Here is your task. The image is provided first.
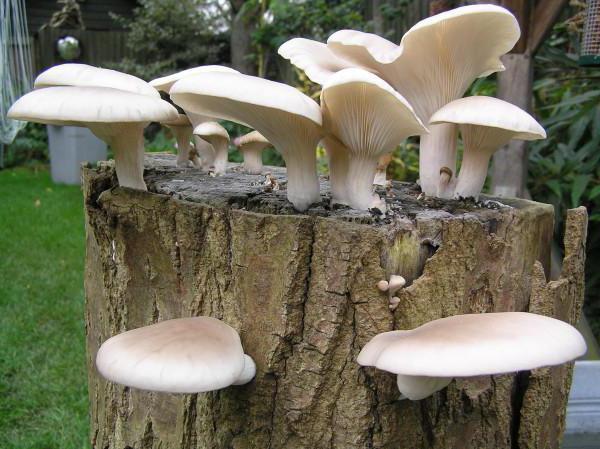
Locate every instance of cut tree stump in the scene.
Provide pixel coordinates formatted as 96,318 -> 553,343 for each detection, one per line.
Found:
83,154 -> 587,449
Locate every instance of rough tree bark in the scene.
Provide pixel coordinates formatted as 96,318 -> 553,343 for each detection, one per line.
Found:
83,154 -> 587,449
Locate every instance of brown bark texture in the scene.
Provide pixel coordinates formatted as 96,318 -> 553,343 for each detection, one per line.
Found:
83,154 -> 587,449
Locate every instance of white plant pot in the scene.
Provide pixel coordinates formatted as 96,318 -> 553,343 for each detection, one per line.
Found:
563,360 -> 600,448
47,125 -> 107,185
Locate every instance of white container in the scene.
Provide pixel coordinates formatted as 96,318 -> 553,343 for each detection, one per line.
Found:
563,360 -> 600,448
47,125 -> 107,185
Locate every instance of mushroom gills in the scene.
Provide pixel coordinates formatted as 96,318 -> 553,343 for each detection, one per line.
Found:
396,374 -> 452,401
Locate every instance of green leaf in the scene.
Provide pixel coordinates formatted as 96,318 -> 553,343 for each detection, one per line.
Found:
571,174 -> 592,207
545,179 -> 562,198
588,185 -> 600,201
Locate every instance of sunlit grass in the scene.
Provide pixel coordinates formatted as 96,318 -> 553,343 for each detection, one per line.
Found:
0,166 -> 89,449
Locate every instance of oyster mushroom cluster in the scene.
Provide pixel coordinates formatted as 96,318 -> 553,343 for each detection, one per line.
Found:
280,3 -> 547,200
7,5 -> 582,402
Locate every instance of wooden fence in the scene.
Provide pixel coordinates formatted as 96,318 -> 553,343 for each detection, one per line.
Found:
32,27 -> 131,73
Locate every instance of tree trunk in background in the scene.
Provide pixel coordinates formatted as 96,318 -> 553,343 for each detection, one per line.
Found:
372,0 -> 385,35
230,1 -> 256,75
83,154 -> 586,449
491,53 -> 533,198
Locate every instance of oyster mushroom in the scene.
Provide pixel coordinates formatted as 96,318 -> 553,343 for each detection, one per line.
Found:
430,96 -> 546,199
96,317 -> 256,393
170,71 -> 323,211
8,86 -> 178,190
358,312 -> 586,400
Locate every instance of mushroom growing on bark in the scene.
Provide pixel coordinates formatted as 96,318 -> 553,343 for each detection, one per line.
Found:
150,66 -> 239,170
234,131 -> 271,174
8,86 -> 178,190
358,312 -> 586,400
320,68 -> 427,210
281,5 -> 520,197
193,121 -> 231,174
430,96 -> 546,199
96,317 -> 256,393
170,71 -> 323,211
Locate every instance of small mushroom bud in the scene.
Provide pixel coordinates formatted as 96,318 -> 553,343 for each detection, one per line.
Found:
377,280 -> 389,291
388,275 -> 406,295
389,296 -> 401,311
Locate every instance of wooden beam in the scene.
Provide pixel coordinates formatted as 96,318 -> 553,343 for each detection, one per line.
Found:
500,0 -> 532,53
527,0 -> 569,54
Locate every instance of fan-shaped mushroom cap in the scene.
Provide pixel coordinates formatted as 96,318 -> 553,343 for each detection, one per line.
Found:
8,86 -> 178,190
8,86 -> 176,125
327,5 -> 520,197
34,63 -> 159,97
321,68 -> 426,210
430,96 -> 546,199
96,317 -> 256,393
193,121 -> 230,174
150,65 -> 239,93
278,38 -> 359,85
171,72 -> 323,211
327,5 -> 520,118
358,312 -> 586,400
234,131 -> 271,175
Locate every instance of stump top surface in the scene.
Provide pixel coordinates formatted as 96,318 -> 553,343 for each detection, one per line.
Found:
92,154 -> 551,227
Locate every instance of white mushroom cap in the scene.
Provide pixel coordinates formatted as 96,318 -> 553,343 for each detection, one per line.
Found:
171,72 -> 323,211
150,65 -> 239,93
327,5 -> 520,197
233,130 -> 269,147
8,86 -> 178,190
321,68 -> 427,210
430,96 -> 546,199
278,38 -> 360,85
193,121 -> 230,174
194,121 -> 230,141
8,86 -> 176,125
358,312 -> 586,400
96,317 -> 256,393
34,63 -> 160,98
234,131 -> 271,175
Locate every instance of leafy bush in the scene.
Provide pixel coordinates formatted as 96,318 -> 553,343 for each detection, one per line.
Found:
110,0 -> 229,80
2,124 -> 48,168
528,15 -> 600,338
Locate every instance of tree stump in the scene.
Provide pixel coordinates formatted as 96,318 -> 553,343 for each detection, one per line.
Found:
83,154 -> 587,449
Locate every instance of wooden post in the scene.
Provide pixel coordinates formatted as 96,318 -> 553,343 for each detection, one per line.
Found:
83,155 -> 586,449
491,0 -> 568,198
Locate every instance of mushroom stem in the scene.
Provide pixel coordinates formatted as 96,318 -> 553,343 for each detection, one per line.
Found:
418,123 -> 457,197
322,136 -> 349,205
193,136 -> 215,170
90,123 -> 147,191
374,153 -> 393,186
284,146 -> 321,211
454,145 -> 494,199
396,374 -> 452,401
212,141 -> 229,175
233,354 -> 257,385
242,145 -> 264,174
346,155 -> 380,211
168,124 -> 193,167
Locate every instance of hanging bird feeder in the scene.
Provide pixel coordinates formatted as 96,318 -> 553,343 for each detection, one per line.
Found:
579,0 -> 600,66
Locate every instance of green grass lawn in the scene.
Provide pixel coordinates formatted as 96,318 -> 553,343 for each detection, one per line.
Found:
0,166 -> 89,449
